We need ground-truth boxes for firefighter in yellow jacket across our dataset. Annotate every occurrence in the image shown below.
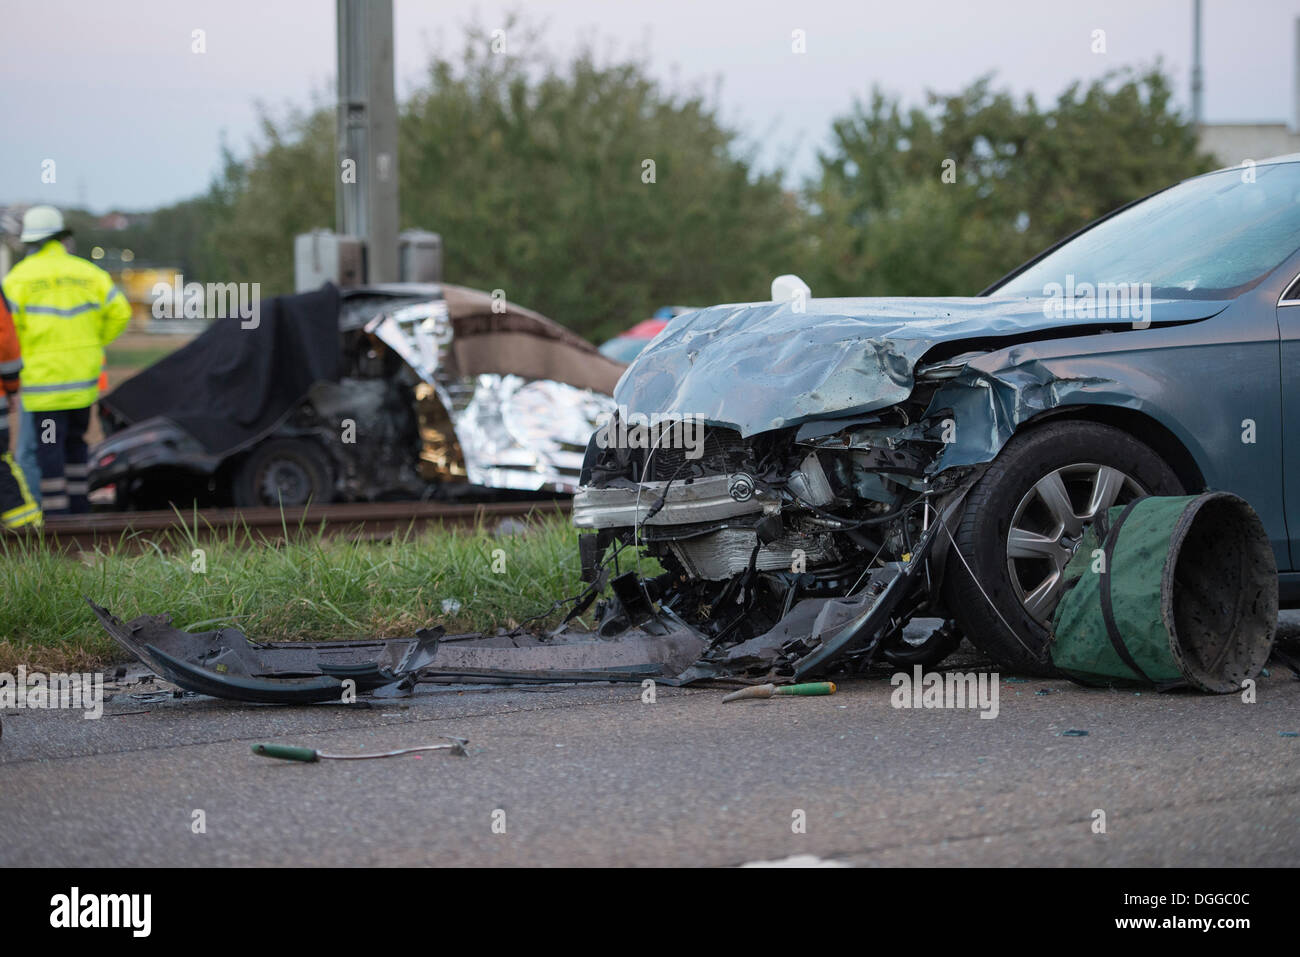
[2,206,131,514]
[0,289,41,528]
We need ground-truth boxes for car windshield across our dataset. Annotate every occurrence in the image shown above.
[994,162,1300,300]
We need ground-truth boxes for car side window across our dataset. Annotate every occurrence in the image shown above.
[1281,274,1300,304]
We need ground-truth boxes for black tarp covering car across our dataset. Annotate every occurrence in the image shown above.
[101,284,343,460]
[91,283,624,508]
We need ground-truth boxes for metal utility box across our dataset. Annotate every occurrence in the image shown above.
[399,230,443,283]
[295,230,365,291]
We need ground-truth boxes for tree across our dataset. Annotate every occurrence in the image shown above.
[202,108,336,291]
[402,23,802,339]
[801,67,1216,298]
[185,22,801,341]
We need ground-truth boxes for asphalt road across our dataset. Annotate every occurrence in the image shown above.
[2,643,1297,867]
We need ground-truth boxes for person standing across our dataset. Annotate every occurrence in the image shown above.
[0,288,41,528]
[15,382,40,506]
[2,206,131,514]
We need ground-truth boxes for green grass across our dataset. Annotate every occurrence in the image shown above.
[103,345,176,369]
[0,516,603,673]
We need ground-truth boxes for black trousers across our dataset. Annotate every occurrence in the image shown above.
[33,405,91,515]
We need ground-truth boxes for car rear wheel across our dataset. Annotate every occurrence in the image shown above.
[942,421,1185,675]
[232,438,335,508]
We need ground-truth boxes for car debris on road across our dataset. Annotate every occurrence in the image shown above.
[251,736,469,762]
[720,681,837,702]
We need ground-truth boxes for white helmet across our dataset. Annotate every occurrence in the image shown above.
[20,205,66,244]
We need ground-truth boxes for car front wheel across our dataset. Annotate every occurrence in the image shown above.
[942,421,1185,675]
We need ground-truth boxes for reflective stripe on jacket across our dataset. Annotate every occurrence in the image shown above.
[2,241,132,411]
[0,452,41,529]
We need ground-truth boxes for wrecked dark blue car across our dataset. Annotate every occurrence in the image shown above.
[574,155,1300,676]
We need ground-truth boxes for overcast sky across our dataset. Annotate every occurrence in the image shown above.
[3,0,1299,212]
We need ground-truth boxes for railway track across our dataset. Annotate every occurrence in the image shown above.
[12,499,573,552]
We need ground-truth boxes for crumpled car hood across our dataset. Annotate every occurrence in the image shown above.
[614,295,1223,437]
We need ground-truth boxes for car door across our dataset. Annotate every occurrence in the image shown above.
[1273,246,1300,576]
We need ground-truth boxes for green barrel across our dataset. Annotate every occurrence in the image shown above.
[1050,492,1277,693]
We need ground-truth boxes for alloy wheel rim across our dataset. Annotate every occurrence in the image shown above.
[1005,463,1145,625]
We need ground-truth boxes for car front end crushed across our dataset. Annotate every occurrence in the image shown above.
[569,293,1227,678]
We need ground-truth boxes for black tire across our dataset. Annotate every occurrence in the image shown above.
[882,618,963,668]
[942,421,1184,676]
[231,438,335,508]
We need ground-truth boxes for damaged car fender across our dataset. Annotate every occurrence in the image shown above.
[923,294,1288,569]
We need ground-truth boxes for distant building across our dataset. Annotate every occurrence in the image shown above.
[1198,19,1300,166]
[1199,123,1300,167]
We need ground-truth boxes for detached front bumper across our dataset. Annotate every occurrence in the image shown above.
[88,485,969,704]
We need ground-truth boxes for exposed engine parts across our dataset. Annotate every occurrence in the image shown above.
[572,408,978,677]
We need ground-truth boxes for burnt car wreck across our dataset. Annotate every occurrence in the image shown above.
[92,283,624,508]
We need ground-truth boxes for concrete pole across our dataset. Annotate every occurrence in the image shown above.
[1294,17,1300,132]
[1191,0,1203,126]
[336,0,399,283]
